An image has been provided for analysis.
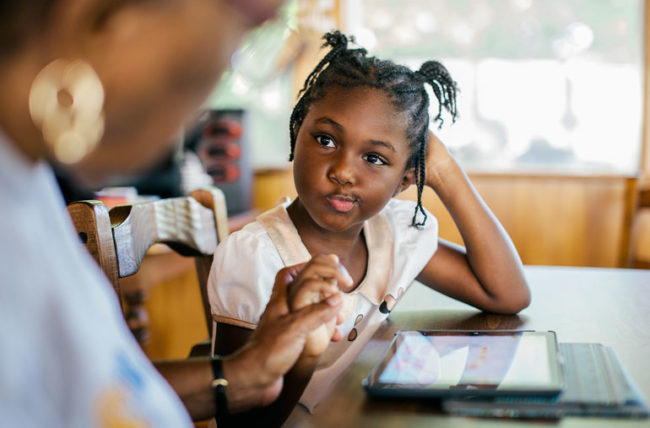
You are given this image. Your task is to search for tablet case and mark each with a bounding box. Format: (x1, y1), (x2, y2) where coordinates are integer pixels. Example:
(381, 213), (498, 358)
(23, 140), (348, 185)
(442, 343), (649, 419)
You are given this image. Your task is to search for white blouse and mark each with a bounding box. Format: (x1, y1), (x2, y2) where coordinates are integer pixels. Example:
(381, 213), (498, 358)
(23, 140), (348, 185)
(209, 198), (439, 411)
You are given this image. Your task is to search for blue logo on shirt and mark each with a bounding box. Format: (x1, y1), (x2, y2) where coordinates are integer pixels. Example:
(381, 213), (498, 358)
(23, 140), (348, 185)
(116, 351), (144, 391)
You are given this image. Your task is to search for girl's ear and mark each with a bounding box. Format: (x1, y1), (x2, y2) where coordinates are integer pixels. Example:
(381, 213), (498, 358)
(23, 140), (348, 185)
(393, 168), (415, 196)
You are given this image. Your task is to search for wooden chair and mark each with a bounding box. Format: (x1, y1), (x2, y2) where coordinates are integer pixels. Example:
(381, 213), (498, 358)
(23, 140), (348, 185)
(67, 187), (229, 348)
(619, 178), (650, 269)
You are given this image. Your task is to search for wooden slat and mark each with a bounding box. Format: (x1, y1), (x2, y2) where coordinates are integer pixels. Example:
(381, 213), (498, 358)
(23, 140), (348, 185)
(68, 186), (230, 346)
(189, 187), (229, 244)
(110, 197), (218, 277)
(67, 200), (119, 289)
(619, 178), (640, 267)
(639, 187), (650, 207)
(189, 187), (230, 338)
(626, 184), (650, 268)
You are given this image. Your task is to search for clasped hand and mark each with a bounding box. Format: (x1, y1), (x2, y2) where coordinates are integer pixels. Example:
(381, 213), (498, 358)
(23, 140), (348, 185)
(286, 254), (352, 357)
(225, 254), (349, 412)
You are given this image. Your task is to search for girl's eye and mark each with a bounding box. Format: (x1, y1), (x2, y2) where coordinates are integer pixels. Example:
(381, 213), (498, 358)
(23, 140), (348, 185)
(315, 135), (336, 148)
(364, 153), (388, 166)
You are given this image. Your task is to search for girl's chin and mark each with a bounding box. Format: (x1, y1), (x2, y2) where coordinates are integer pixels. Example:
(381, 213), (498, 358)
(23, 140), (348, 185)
(314, 214), (362, 234)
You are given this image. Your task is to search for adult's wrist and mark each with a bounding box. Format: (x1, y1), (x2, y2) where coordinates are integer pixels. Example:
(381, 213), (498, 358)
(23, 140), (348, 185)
(211, 357), (229, 421)
(221, 348), (282, 413)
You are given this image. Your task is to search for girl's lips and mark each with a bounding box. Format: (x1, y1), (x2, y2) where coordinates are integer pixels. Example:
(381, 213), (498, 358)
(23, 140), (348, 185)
(328, 196), (355, 213)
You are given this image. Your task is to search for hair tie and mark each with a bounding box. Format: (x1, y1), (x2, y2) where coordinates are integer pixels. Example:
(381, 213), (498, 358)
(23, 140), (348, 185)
(419, 61), (457, 83)
(322, 30), (349, 50)
(415, 60), (458, 126)
(413, 70), (427, 84)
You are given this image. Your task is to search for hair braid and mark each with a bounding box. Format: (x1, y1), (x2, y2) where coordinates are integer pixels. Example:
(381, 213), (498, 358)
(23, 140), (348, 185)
(289, 31), (358, 161)
(412, 134), (429, 227)
(415, 61), (458, 127)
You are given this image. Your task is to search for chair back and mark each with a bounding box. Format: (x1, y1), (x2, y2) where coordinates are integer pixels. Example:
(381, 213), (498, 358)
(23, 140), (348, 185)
(620, 178), (650, 269)
(67, 187), (229, 341)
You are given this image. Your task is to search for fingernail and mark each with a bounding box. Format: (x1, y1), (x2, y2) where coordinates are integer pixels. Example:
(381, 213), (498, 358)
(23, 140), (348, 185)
(328, 254), (339, 263)
(326, 293), (342, 306)
(342, 267), (353, 286)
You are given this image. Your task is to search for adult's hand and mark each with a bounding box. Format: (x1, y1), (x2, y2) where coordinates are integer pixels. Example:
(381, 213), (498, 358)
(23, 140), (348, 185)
(221, 263), (343, 413)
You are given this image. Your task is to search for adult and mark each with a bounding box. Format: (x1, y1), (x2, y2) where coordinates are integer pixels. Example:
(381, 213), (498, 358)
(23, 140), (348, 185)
(0, 0), (345, 426)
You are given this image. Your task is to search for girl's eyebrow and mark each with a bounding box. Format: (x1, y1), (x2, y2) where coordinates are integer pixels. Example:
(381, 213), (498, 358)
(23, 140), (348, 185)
(369, 139), (396, 153)
(315, 116), (343, 131)
(315, 116), (396, 152)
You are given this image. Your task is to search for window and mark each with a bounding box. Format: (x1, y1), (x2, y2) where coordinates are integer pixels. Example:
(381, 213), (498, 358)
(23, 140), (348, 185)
(206, 2), (299, 169)
(344, 0), (644, 175)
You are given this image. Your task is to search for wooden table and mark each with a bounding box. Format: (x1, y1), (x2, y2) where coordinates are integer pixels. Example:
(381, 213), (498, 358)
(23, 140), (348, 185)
(287, 266), (650, 427)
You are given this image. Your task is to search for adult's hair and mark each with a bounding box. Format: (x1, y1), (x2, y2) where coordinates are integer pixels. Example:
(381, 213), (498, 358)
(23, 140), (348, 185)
(0, 1), (54, 62)
(289, 31), (458, 227)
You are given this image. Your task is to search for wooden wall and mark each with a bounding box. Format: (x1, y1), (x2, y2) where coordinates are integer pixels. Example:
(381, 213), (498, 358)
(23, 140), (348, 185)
(142, 0), (650, 361)
(143, 168), (647, 360)
(414, 174), (637, 267)
(252, 0), (650, 269)
(253, 169), (645, 268)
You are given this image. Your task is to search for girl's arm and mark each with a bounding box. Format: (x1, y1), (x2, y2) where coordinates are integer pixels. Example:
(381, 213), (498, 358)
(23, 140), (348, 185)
(416, 131), (530, 314)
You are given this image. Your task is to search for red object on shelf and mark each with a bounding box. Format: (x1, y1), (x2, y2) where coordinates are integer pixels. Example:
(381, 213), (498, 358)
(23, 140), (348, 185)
(199, 140), (241, 160)
(195, 110), (251, 215)
(201, 118), (243, 139)
(206, 163), (241, 183)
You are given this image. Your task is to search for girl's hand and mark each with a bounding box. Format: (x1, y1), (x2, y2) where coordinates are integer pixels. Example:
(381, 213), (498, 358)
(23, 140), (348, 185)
(286, 254), (352, 357)
(424, 129), (457, 191)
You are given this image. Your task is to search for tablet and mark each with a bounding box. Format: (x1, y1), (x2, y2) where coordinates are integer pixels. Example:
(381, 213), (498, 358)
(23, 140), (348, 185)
(363, 330), (564, 398)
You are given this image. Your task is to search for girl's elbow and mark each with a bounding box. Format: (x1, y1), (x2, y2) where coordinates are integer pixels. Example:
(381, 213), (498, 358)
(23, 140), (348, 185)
(503, 287), (531, 314)
(489, 285), (531, 315)
(511, 293), (531, 314)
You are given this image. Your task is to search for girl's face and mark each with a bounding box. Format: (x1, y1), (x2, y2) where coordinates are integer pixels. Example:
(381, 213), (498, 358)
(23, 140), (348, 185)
(293, 85), (414, 234)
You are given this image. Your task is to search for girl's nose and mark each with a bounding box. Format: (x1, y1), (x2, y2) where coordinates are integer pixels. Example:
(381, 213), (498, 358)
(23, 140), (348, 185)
(328, 154), (356, 185)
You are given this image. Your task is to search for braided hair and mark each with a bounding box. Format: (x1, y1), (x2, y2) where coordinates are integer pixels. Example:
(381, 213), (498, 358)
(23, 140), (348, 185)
(289, 31), (458, 227)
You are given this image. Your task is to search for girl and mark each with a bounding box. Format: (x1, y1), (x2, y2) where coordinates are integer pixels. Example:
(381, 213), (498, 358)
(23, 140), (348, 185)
(208, 31), (530, 426)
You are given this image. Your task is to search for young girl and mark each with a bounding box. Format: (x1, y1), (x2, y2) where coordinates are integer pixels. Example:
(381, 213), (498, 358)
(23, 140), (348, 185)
(208, 31), (530, 425)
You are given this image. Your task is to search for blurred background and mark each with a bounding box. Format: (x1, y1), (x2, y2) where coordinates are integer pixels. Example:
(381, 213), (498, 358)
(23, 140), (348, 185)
(92, 0), (650, 359)
(195, 0), (649, 268)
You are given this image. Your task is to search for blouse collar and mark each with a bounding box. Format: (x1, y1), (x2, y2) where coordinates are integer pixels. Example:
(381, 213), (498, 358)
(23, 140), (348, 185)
(257, 200), (394, 305)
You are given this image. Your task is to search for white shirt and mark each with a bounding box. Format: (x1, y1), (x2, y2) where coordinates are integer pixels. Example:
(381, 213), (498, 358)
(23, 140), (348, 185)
(0, 131), (191, 427)
(209, 198), (438, 411)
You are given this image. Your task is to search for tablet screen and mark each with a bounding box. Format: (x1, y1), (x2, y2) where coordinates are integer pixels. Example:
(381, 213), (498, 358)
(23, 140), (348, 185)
(364, 330), (564, 397)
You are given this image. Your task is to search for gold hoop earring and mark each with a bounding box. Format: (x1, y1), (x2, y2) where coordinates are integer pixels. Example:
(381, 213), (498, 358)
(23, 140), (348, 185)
(29, 59), (105, 164)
